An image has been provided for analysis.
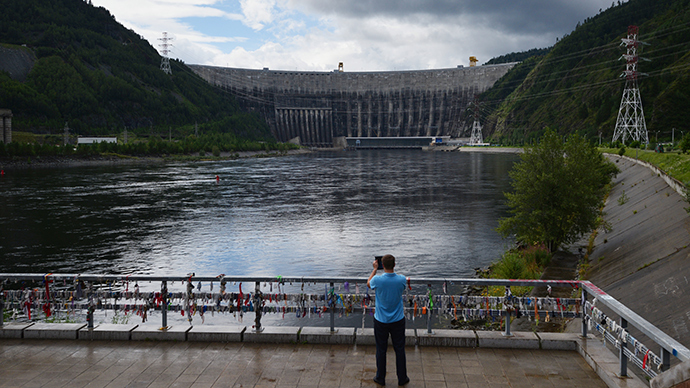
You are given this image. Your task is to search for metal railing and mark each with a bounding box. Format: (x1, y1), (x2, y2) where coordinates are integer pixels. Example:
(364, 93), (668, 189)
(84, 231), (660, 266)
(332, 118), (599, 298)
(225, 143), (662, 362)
(1, 273), (688, 381)
(580, 281), (690, 378)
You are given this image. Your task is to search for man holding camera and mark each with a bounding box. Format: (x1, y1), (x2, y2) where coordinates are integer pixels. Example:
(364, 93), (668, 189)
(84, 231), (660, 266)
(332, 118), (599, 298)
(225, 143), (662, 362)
(367, 254), (410, 386)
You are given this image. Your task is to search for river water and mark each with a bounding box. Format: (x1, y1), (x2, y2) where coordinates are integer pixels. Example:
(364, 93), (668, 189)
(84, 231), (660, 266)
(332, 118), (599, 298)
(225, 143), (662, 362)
(0, 150), (518, 279)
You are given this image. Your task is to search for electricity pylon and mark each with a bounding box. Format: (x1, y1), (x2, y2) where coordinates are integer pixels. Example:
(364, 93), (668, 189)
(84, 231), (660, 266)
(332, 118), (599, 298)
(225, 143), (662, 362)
(469, 96), (484, 145)
(158, 32), (173, 75)
(612, 25), (648, 145)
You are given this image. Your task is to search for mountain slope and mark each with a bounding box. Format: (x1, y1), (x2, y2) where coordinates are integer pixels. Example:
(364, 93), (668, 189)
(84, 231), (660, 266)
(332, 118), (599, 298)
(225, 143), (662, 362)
(0, 0), (271, 140)
(480, 0), (690, 144)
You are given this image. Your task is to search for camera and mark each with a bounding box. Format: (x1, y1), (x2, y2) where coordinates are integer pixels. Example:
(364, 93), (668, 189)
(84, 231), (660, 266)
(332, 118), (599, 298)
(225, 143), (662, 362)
(375, 255), (383, 270)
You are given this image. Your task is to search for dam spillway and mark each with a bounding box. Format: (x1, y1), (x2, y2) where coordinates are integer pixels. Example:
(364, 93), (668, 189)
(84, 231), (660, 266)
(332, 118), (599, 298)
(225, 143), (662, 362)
(189, 63), (516, 147)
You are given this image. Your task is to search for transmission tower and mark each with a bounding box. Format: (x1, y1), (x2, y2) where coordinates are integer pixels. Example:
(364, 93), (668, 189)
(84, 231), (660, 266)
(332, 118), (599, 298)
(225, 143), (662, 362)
(158, 32), (173, 75)
(469, 96), (484, 145)
(612, 25), (648, 145)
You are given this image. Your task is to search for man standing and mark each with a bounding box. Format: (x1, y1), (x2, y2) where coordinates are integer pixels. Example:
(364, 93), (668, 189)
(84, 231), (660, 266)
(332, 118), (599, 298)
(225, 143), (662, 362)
(367, 254), (410, 386)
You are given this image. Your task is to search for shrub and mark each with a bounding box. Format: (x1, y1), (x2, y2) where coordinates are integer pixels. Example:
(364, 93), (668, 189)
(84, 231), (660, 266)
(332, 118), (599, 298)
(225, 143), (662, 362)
(618, 146), (626, 156)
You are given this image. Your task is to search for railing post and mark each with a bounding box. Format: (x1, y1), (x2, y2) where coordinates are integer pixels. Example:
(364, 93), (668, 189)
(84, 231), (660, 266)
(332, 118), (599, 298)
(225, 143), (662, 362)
(661, 348), (671, 372)
(504, 286), (512, 337)
(161, 281), (168, 329)
(254, 281), (263, 332)
(87, 281), (94, 329)
(581, 288), (588, 338)
(427, 284), (433, 334)
(0, 299), (4, 326)
(619, 317), (628, 377)
(330, 282), (335, 332)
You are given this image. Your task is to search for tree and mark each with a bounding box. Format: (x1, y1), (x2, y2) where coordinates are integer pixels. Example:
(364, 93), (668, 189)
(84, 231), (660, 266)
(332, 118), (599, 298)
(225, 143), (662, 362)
(680, 133), (690, 154)
(497, 130), (619, 252)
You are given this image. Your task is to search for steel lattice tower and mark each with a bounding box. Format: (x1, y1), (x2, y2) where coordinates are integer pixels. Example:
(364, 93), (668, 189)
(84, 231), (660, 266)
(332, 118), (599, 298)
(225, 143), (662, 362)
(469, 96), (484, 145)
(612, 25), (648, 145)
(469, 120), (483, 145)
(158, 32), (173, 75)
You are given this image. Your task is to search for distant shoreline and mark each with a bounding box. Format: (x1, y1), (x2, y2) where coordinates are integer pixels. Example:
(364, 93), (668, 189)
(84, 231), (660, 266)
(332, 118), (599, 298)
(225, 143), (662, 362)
(0, 148), (312, 170)
(458, 146), (523, 154)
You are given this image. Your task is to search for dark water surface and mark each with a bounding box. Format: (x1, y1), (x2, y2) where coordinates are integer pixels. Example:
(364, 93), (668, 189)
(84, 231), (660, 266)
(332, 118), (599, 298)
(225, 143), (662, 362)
(0, 150), (517, 279)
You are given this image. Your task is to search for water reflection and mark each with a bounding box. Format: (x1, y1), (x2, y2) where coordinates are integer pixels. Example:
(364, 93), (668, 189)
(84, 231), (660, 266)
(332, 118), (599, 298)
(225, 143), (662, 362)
(0, 150), (517, 278)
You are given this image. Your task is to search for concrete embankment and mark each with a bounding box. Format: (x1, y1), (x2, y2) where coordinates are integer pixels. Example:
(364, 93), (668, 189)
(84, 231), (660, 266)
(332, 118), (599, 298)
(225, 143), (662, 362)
(584, 154), (690, 349)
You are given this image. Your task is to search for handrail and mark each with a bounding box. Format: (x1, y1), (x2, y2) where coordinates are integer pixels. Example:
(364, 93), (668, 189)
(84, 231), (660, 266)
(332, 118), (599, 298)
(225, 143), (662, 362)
(582, 281), (690, 362)
(0, 273), (581, 287)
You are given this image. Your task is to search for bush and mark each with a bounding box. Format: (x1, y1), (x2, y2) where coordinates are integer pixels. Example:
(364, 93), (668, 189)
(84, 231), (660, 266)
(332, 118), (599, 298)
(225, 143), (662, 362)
(492, 252), (526, 280)
(212, 145), (220, 157)
(618, 146), (626, 156)
(522, 244), (551, 268)
(629, 140), (641, 149)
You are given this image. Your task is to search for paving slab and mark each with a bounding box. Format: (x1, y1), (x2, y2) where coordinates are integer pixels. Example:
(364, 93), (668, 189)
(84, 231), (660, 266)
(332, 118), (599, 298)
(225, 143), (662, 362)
(131, 325), (190, 341)
(78, 323), (139, 341)
(23, 323), (87, 340)
(0, 322), (34, 339)
(187, 325), (245, 342)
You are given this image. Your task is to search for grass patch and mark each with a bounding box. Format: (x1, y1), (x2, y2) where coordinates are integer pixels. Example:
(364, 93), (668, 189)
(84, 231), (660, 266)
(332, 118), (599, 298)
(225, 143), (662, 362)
(601, 148), (690, 186)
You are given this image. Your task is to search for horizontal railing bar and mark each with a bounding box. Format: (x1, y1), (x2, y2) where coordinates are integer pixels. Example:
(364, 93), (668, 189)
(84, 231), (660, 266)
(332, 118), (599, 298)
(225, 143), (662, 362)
(0, 273), (582, 288)
(582, 281), (690, 362)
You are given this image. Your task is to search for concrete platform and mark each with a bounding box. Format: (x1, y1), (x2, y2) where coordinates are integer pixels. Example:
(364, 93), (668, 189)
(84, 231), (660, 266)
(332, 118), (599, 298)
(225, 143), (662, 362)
(187, 325), (245, 342)
(0, 338), (619, 388)
(536, 331), (579, 350)
(23, 323), (86, 340)
(0, 323), (33, 338)
(298, 326), (356, 344)
(0, 322), (34, 339)
(417, 329), (476, 347)
(355, 328), (417, 346)
(477, 330), (540, 349)
(131, 325), (190, 341)
(243, 325), (300, 343)
(78, 323), (139, 341)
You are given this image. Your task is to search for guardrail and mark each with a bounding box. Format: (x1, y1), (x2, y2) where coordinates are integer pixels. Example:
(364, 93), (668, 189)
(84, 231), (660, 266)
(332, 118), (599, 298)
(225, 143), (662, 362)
(1, 273), (688, 381)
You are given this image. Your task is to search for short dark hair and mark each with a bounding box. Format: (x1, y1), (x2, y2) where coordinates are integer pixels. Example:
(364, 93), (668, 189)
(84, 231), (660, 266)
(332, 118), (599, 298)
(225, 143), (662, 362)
(381, 254), (395, 270)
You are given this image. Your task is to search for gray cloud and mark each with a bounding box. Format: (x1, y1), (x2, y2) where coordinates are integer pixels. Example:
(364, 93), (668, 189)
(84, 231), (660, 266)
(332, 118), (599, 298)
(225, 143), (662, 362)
(292, 0), (616, 35)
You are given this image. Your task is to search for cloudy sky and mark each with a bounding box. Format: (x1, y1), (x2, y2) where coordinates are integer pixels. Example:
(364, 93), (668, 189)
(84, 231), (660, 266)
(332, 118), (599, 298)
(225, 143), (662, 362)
(91, 0), (620, 71)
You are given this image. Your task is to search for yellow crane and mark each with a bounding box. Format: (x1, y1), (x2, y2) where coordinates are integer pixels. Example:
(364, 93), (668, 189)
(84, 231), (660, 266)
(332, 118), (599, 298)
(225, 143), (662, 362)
(469, 56), (478, 67)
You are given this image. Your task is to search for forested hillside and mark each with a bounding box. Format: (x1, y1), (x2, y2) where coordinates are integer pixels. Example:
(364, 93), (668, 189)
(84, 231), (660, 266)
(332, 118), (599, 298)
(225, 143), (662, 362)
(0, 0), (271, 141)
(479, 0), (690, 145)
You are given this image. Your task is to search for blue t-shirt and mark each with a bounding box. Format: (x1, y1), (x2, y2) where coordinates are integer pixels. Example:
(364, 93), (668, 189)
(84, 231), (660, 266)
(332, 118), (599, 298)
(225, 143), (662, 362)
(370, 272), (406, 323)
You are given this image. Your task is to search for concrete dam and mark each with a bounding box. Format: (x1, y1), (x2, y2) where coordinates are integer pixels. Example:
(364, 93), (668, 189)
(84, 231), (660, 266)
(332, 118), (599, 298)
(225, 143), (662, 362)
(189, 63), (516, 147)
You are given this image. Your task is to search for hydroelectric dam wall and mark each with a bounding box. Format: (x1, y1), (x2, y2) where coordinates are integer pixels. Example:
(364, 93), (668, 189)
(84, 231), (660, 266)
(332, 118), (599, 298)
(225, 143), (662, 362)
(189, 63), (516, 147)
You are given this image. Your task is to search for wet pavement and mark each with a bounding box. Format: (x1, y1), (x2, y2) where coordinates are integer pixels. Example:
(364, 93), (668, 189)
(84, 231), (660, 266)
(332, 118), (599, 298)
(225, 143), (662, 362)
(0, 339), (606, 388)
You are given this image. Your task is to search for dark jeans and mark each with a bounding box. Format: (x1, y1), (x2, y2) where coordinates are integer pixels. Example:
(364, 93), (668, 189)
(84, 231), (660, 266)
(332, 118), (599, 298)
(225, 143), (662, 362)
(374, 317), (408, 383)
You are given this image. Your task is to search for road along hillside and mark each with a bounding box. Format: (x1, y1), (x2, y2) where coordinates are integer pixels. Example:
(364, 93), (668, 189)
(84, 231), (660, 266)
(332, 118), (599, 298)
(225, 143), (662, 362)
(584, 154), (690, 348)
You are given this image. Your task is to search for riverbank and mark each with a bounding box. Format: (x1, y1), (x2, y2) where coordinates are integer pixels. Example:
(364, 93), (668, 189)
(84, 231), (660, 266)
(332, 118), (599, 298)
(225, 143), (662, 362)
(0, 148), (312, 169)
(568, 154), (690, 348)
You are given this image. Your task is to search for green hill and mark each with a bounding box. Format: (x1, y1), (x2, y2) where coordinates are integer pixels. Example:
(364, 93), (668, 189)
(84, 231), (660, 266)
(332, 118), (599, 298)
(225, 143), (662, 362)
(479, 0), (690, 145)
(0, 0), (271, 142)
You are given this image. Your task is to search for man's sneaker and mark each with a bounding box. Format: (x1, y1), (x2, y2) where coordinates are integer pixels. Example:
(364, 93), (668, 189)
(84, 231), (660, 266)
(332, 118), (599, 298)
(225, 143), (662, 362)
(373, 377), (386, 386)
(398, 377), (410, 386)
